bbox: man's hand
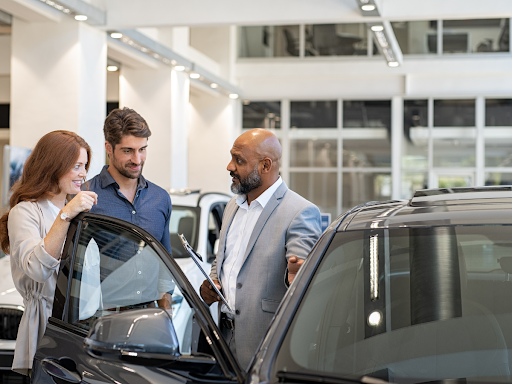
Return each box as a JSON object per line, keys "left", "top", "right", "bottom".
{"left": 287, "top": 255, "right": 304, "bottom": 284}
{"left": 200, "top": 279, "right": 222, "bottom": 305}
{"left": 157, "top": 292, "right": 172, "bottom": 312}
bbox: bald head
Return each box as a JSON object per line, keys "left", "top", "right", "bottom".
{"left": 234, "top": 129, "right": 282, "bottom": 171}
{"left": 227, "top": 129, "right": 282, "bottom": 202}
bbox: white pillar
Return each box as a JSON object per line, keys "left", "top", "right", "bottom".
{"left": 391, "top": 96, "right": 403, "bottom": 200}
{"left": 10, "top": 16, "right": 106, "bottom": 178}
{"left": 120, "top": 66, "right": 190, "bottom": 191}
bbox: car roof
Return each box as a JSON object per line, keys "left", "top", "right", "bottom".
{"left": 338, "top": 186, "right": 512, "bottom": 231}
{"left": 169, "top": 190, "right": 231, "bottom": 208}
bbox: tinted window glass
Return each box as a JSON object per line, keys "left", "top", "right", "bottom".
{"left": 169, "top": 206, "right": 199, "bottom": 258}
{"left": 243, "top": 101, "right": 281, "bottom": 129}
{"left": 486, "top": 99, "right": 512, "bottom": 126}
{"left": 343, "top": 100, "right": 391, "bottom": 129}
{"left": 276, "top": 225, "right": 512, "bottom": 383}
{"left": 68, "top": 219, "right": 195, "bottom": 355}
{"left": 291, "top": 101, "right": 337, "bottom": 128}
{"left": 434, "top": 99, "right": 475, "bottom": 127}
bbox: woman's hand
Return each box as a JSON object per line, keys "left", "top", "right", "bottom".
{"left": 62, "top": 191, "right": 98, "bottom": 219}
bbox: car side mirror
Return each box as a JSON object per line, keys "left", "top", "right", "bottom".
{"left": 84, "top": 308, "right": 180, "bottom": 362}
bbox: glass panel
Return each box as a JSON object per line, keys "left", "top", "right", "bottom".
{"left": 169, "top": 206, "right": 198, "bottom": 258}
{"left": 239, "top": 25, "right": 300, "bottom": 58}
{"left": 275, "top": 225, "right": 512, "bottom": 383}
{"left": 442, "top": 19, "right": 509, "bottom": 53}
{"left": 403, "top": 100, "right": 428, "bottom": 169}
{"left": 391, "top": 21, "right": 438, "bottom": 54}
{"left": 402, "top": 172, "right": 428, "bottom": 199}
{"left": 434, "top": 99, "right": 475, "bottom": 127}
{"left": 342, "top": 172, "right": 391, "bottom": 212}
{"left": 68, "top": 220, "right": 196, "bottom": 354}
{"left": 242, "top": 101, "right": 281, "bottom": 129}
{"left": 290, "top": 139, "right": 337, "bottom": 167}
{"left": 485, "top": 172, "right": 512, "bottom": 186}
{"left": 485, "top": 99, "right": 512, "bottom": 126}
{"left": 306, "top": 23, "right": 368, "bottom": 56}
{"left": 433, "top": 137, "right": 475, "bottom": 167}
{"left": 290, "top": 101, "right": 337, "bottom": 128}
{"left": 289, "top": 172, "right": 337, "bottom": 218}
{"left": 343, "top": 100, "right": 391, "bottom": 129}
{"left": 438, "top": 174, "right": 473, "bottom": 188}
{"left": 343, "top": 139, "right": 391, "bottom": 168}
{"left": 485, "top": 137, "right": 512, "bottom": 167}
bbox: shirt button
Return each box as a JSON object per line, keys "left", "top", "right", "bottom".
{"left": 235, "top": 310, "right": 240, "bottom": 315}
{"left": 236, "top": 283, "right": 242, "bottom": 289}
{"left": 138, "top": 271, "right": 142, "bottom": 275}
{"left": 132, "top": 210, "right": 136, "bottom": 214}
{"left": 136, "top": 291, "right": 141, "bottom": 294}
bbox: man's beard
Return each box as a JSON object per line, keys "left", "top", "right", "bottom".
{"left": 111, "top": 154, "right": 144, "bottom": 179}
{"left": 231, "top": 165, "right": 262, "bottom": 195}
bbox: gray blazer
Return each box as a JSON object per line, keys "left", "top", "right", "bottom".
{"left": 210, "top": 181, "right": 322, "bottom": 370}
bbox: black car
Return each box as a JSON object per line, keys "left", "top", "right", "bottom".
{"left": 33, "top": 186, "right": 512, "bottom": 384}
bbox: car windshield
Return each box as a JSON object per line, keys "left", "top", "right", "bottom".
{"left": 275, "top": 225, "right": 512, "bottom": 384}
{"left": 169, "top": 206, "right": 199, "bottom": 258}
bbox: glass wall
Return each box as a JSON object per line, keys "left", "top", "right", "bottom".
{"left": 239, "top": 25, "right": 301, "bottom": 58}
{"left": 442, "top": 19, "right": 509, "bottom": 53}
{"left": 391, "top": 21, "right": 437, "bottom": 54}
{"left": 242, "top": 96, "right": 512, "bottom": 220}
{"left": 305, "top": 23, "right": 368, "bottom": 56}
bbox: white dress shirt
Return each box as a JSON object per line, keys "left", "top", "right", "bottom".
{"left": 220, "top": 177, "right": 282, "bottom": 315}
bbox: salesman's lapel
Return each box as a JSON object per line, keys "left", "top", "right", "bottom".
{"left": 240, "top": 182, "right": 288, "bottom": 269}
{"left": 216, "top": 199, "right": 239, "bottom": 276}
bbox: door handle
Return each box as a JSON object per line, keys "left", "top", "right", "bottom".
{"left": 41, "top": 358, "right": 82, "bottom": 383}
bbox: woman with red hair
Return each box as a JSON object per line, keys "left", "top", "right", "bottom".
{"left": 0, "top": 130, "right": 98, "bottom": 376}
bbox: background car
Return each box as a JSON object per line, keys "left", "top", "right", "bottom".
{"left": 30, "top": 186, "right": 512, "bottom": 384}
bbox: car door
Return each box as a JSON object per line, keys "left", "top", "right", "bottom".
{"left": 32, "top": 213, "right": 244, "bottom": 384}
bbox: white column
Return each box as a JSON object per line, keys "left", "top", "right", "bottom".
{"left": 391, "top": 96, "right": 403, "bottom": 200}
{"left": 170, "top": 70, "right": 189, "bottom": 189}
{"left": 119, "top": 66, "right": 172, "bottom": 190}
{"left": 10, "top": 16, "right": 106, "bottom": 178}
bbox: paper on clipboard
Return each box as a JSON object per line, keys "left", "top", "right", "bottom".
{"left": 178, "top": 234, "right": 232, "bottom": 312}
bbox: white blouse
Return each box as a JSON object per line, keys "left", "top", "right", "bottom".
{"left": 8, "top": 199, "right": 61, "bottom": 375}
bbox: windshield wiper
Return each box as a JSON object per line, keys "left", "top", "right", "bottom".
{"left": 276, "top": 371, "right": 389, "bottom": 384}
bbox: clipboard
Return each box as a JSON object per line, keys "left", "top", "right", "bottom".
{"left": 178, "top": 234, "right": 233, "bottom": 312}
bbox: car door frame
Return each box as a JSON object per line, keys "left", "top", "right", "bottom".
{"left": 35, "top": 212, "right": 245, "bottom": 383}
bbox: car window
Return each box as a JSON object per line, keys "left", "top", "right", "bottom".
{"left": 207, "top": 204, "right": 224, "bottom": 258}
{"left": 275, "top": 225, "right": 512, "bottom": 383}
{"left": 67, "top": 219, "right": 196, "bottom": 355}
{"left": 170, "top": 206, "right": 199, "bottom": 258}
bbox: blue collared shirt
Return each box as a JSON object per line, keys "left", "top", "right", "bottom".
{"left": 85, "top": 165, "right": 172, "bottom": 254}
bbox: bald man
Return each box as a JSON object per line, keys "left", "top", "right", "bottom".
{"left": 200, "top": 129, "right": 322, "bottom": 370}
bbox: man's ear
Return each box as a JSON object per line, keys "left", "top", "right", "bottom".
{"left": 105, "top": 141, "right": 113, "bottom": 156}
{"left": 261, "top": 157, "right": 272, "bottom": 174}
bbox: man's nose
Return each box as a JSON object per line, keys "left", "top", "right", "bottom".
{"left": 132, "top": 152, "right": 141, "bottom": 164}
{"left": 227, "top": 160, "right": 235, "bottom": 171}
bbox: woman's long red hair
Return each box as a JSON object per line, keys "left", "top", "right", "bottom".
{"left": 0, "top": 131, "right": 91, "bottom": 254}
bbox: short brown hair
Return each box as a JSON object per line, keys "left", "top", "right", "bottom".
{"left": 0, "top": 130, "right": 91, "bottom": 254}
{"left": 104, "top": 107, "right": 151, "bottom": 148}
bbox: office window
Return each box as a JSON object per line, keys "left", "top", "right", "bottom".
{"left": 391, "top": 21, "right": 437, "bottom": 54}
{"left": 442, "top": 19, "right": 509, "bottom": 53}
{"left": 433, "top": 138, "right": 475, "bottom": 167}
{"left": 485, "top": 173, "right": 512, "bottom": 186}
{"left": 242, "top": 101, "right": 281, "bottom": 129}
{"left": 290, "top": 139, "right": 337, "bottom": 167}
{"left": 290, "top": 101, "right": 337, "bottom": 128}
{"left": 403, "top": 100, "right": 428, "bottom": 169}
{"left": 485, "top": 138, "right": 512, "bottom": 167}
{"left": 306, "top": 23, "right": 368, "bottom": 56}
{"left": 342, "top": 172, "right": 391, "bottom": 213}
{"left": 434, "top": 99, "right": 475, "bottom": 127}
{"left": 289, "top": 172, "right": 337, "bottom": 219}
{"left": 402, "top": 173, "right": 428, "bottom": 199}
{"left": 486, "top": 99, "right": 512, "bottom": 126}
{"left": 343, "top": 100, "right": 391, "bottom": 129}
{"left": 239, "top": 25, "right": 300, "bottom": 58}
{"left": 343, "top": 139, "right": 391, "bottom": 168}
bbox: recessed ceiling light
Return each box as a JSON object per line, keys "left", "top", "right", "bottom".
{"left": 361, "top": 4, "right": 375, "bottom": 11}
{"left": 388, "top": 61, "right": 399, "bottom": 67}
{"left": 74, "top": 15, "right": 88, "bottom": 21}
{"left": 371, "top": 25, "right": 384, "bottom": 32}
{"left": 210, "top": 83, "right": 218, "bottom": 89}
{"left": 189, "top": 73, "right": 200, "bottom": 79}
{"left": 229, "top": 94, "right": 239, "bottom": 99}
{"left": 107, "top": 66, "right": 118, "bottom": 72}
{"left": 174, "top": 65, "right": 185, "bottom": 71}
{"left": 110, "top": 32, "right": 123, "bottom": 39}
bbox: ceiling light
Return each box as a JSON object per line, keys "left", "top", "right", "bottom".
{"left": 368, "top": 311, "right": 382, "bottom": 326}
{"left": 189, "top": 73, "right": 200, "bottom": 79}
{"left": 371, "top": 25, "right": 384, "bottom": 32}
{"left": 210, "top": 83, "right": 218, "bottom": 89}
{"left": 174, "top": 65, "right": 185, "bottom": 71}
{"left": 74, "top": 15, "right": 87, "bottom": 21}
{"left": 107, "top": 66, "right": 118, "bottom": 72}
{"left": 361, "top": 4, "right": 375, "bottom": 11}
{"left": 388, "top": 61, "right": 399, "bottom": 67}
{"left": 229, "top": 93, "right": 239, "bottom": 99}
{"left": 110, "top": 32, "right": 123, "bottom": 39}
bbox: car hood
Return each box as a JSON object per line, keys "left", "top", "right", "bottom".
{"left": 0, "top": 256, "right": 24, "bottom": 307}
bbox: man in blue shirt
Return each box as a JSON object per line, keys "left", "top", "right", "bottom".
{"left": 86, "top": 107, "right": 173, "bottom": 309}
